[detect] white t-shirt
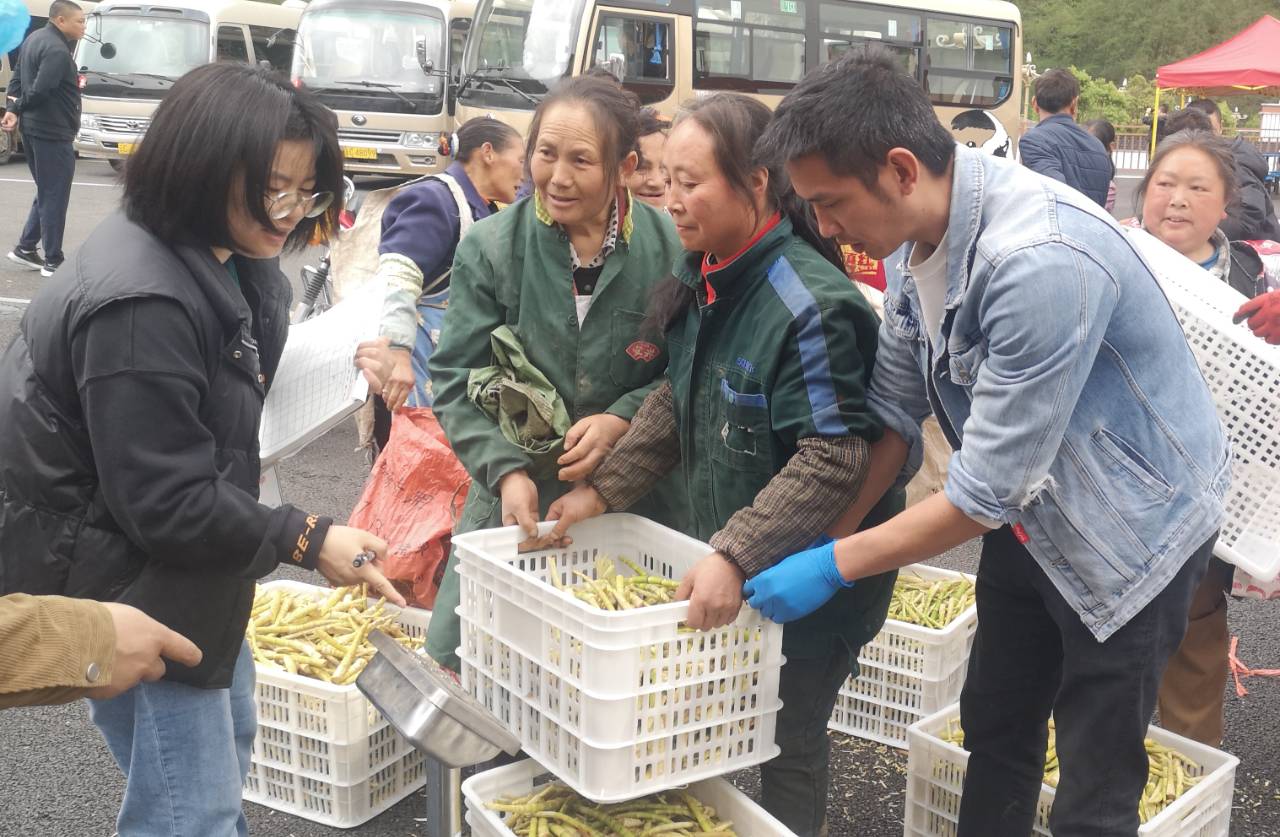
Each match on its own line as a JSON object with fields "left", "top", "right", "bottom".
{"left": 908, "top": 230, "right": 949, "bottom": 347}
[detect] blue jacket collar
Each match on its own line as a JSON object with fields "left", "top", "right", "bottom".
{"left": 443, "top": 161, "right": 493, "bottom": 219}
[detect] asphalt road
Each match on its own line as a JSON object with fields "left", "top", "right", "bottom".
{"left": 0, "top": 163, "right": 1276, "bottom": 837}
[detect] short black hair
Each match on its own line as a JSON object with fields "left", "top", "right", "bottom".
{"left": 49, "top": 0, "right": 80, "bottom": 19}
{"left": 1085, "top": 118, "right": 1115, "bottom": 148}
{"left": 123, "top": 63, "right": 342, "bottom": 252}
{"left": 454, "top": 116, "right": 521, "bottom": 163}
{"left": 1186, "top": 98, "right": 1220, "bottom": 118}
{"left": 1034, "top": 69, "right": 1079, "bottom": 114}
{"left": 1165, "top": 108, "right": 1215, "bottom": 135}
{"left": 757, "top": 45, "right": 955, "bottom": 192}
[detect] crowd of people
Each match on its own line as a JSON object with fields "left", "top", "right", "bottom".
{"left": 0, "top": 21, "right": 1278, "bottom": 837}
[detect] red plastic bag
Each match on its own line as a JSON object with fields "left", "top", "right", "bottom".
{"left": 348, "top": 407, "right": 470, "bottom": 609}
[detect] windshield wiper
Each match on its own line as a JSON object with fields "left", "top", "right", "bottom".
{"left": 78, "top": 68, "right": 135, "bottom": 86}
{"left": 127, "top": 73, "right": 175, "bottom": 84}
{"left": 457, "top": 66, "right": 539, "bottom": 106}
{"left": 329, "top": 79, "right": 418, "bottom": 112}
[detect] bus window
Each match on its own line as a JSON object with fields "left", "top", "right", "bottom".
{"left": 591, "top": 14, "right": 673, "bottom": 103}
{"left": 694, "top": 0, "right": 805, "bottom": 91}
{"left": 925, "top": 18, "right": 1012, "bottom": 107}
{"left": 820, "top": 3, "right": 920, "bottom": 75}
{"left": 216, "top": 24, "right": 250, "bottom": 64}
{"left": 249, "top": 24, "right": 295, "bottom": 72}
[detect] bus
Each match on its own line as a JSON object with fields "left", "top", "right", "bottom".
{"left": 454, "top": 0, "right": 1019, "bottom": 282}
{"left": 2, "top": 0, "right": 99, "bottom": 164}
{"left": 290, "top": 0, "right": 475, "bottom": 177}
{"left": 73, "top": 0, "right": 302, "bottom": 168}
{"left": 454, "top": 0, "right": 1020, "bottom": 155}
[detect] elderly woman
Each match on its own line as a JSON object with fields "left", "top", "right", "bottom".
{"left": 0, "top": 63, "right": 400, "bottom": 836}
{"left": 424, "top": 76, "right": 685, "bottom": 669}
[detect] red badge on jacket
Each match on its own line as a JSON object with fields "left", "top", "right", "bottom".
{"left": 626, "top": 341, "right": 660, "bottom": 362}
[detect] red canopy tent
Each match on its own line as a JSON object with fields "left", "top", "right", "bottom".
{"left": 1150, "top": 15, "right": 1280, "bottom": 152}
{"left": 1157, "top": 15, "right": 1280, "bottom": 93}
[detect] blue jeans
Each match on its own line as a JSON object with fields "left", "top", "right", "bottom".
{"left": 89, "top": 642, "right": 257, "bottom": 837}
{"left": 18, "top": 134, "right": 75, "bottom": 263}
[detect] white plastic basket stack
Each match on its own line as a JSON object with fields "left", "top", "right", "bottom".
{"left": 462, "top": 758, "right": 796, "bottom": 837}
{"left": 904, "top": 704, "right": 1238, "bottom": 836}
{"left": 242, "top": 580, "right": 431, "bottom": 828}
{"left": 1133, "top": 229, "right": 1280, "bottom": 583}
{"left": 452, "top": 513, "right": 786, "bottom": 802}
{"left": 829, "top": 565, "right": 977, "bottom": 749}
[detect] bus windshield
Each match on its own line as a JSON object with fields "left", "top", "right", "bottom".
{"left": 80, "top": 14, "right": 209, "bottom": 80}
{"left": 459, "top": 0, "right": 587, "bottom": 109}
{"left": 293, "top": 5, "right": 446, "bottom": 111}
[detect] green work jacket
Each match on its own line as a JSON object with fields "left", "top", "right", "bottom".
{"left": 667, "top": 215, "right": 903, "bottom": 662}
{"left": 426, "top": 191, "right": 685, "bottom": 668}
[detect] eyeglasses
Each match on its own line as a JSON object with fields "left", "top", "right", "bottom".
{"left": 265, "top": 189, "right": 334, "bottom": 221}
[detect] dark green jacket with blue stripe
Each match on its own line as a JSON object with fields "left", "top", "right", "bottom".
{"left": 668, "top": 215, "right": 902, "bottom": 661}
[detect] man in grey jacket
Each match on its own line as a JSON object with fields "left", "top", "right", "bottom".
{"left": 2, "top": 1, "right": 85, "bottom": 277}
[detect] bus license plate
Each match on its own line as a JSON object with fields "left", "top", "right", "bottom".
{"left": 343, "top": 146, "right": 377, "bottom": 160}
{"left": 118, "top": 143, "right": 135, "bottom": 155}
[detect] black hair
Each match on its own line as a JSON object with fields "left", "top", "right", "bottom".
{"left": 1165, "top": 108, "right": 1215, "bottom": 136}
{"left": 454, "top": 116, "right": 521, "bottom": 164}
{"left": 1137, "top": 129, "right": 1238, "bottom": 217}
{"left": 757, "top": 45, "right": 955, "bottom": 194}
{"left": 49, "top": 0, "right": 80, "bottom": 18}
{"left": 1034, "top": 69, "right": 1080, "bottom": 114}
{"left": 526, "top": 75, "right": 640, "bottom": 195}
{"left": 1186, "top": 98, "right": 1220, "bottom": 119}
{"left": 638, "top": 107, "right": 669, "bottom": 139}
{"left": 1085, "top": 118, "right": 1116, "bottom": 149}
{"left": 583, "top": 64, "right": 624, "bottom": 86}
{"left": 123, "top": 63, "right": 342, "bottom": 253}
{"left": 950, "top": 110, "right": 994, "bottom": 131}
{"left": 647, "top": 93, "right": 843, "bottom": 334}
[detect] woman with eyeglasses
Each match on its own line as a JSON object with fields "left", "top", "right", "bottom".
{"left": 0, "top": 63, "right": 404, "bottom": 837}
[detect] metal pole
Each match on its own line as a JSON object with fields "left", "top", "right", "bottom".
{"left": 1151, "top": 85, "right": 1163, "bottom": 158}
{"left": 423, "top": 756, "right": 463, "bottom": 837}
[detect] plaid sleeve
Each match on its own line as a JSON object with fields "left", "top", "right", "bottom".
{"left": 589, "top": 380, "right": 681, "bottom": 510}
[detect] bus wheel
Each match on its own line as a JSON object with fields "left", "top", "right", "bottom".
{"left": 109, "top": 159, "right": 125, "bottom": 173}
{"left": 0, "top": 131, "right": 13, "bottom": 166}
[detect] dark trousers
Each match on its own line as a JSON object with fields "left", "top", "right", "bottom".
{"left": 760, "top": 648, "right": 851, "bottom": 837}
{"left": 957, "top": 526, "right": 1214, "bottom": 837}
{"left": 18, "top": 133, "right": 76, "bottom": 263}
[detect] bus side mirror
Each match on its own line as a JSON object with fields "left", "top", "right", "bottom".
{"left": 416, "top": 39, "right": 433, "bottom": 73}
{"left": 100, "top": 42, "right": 117, "bottom": 60}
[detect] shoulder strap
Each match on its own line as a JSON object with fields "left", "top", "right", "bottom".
{"left": 420, "top": 172, "right": 476, "bottom": 296}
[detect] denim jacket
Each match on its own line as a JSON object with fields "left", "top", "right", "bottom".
{"left": 868, "top": 145, "right": 1231, "bottom": 642}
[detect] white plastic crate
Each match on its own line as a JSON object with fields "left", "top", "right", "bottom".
{"left": 452, "top": 514, "right": 785, "bottom": 802}
{"left": 1134, "top": 229, "right": 1280, "bottom": 581}
{"left": 903, "top": 704, "right": 1238, "bottom": 837}
{"left": 461, "top": 758, "right": 797, "bottom": 837}
{"left": 243, "top": 579, "right": 431, "bottom": 827}
{"left": 829, "top": 565, "right": 977, "bottom": 749}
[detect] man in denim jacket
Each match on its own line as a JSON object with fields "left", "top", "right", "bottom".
{"left": 746, "top": 49, "right": 1230, "bottom": 836}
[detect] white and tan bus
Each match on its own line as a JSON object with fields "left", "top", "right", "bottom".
{"left": 73, "top": 0, "right": 302, "bottom": 167}
{"left": 290, "top": 0, "right": 479, "bottom": 177}
{"left": 454, "top": 0, "right": 1021, "bottom": 157}
{"left": 2, "top": 0, "right": 99, "bottom": 164}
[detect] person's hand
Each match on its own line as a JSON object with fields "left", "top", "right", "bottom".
{"left": 536, "top": 484, "right": 608, "bottom": 549}
{"left": 499, "top": 470, "right": 541, "bottom": 548}
{"left": 87, "top": 603, "right": 203, "bottom": 699}
{"left": 315, "top": 525, "right": 407, "bottom": 607}
{"left": 1234, "top": 291, "right": 1280, "bottom": 345}
{"left": 0, "top": 112, "right": 16, "bottom": 133}
{"left": 676, "top": 552, "right": 747, "bottom": 631}
{"left": 354, "top": 337, "right": 398, "bottom": 395}
{"left": 557, "top": 413, "right": 630, "bottom": 482}
{"left": 380, "top": 348, "right": 415, "bottom": 411}
{"left": 743, "top": 537, "right": 852, "bottom": 623}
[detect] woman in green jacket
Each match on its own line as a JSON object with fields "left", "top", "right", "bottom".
{"left": 425, "top": 77, "right": 684, "bottom": 669}
{"left": 544, "top": 93, "right": 901, "bottom": 837}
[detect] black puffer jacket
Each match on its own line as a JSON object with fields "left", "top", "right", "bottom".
{"left": 0, "top": 213, "right": 330, "bottom": 688}
{"left": 1223, "top": 137, "right": 1280, "bottom": 243}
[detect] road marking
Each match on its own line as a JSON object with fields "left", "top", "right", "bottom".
{"left": 0, "top": 177, "right": 115, "bottom": 188}
{"left": 0, "top": 296, "right": 32, "bottom": 306}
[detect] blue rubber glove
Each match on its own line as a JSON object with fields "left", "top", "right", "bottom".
{"left": 743, "top": 537, "right": 853, "bottom": 624}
